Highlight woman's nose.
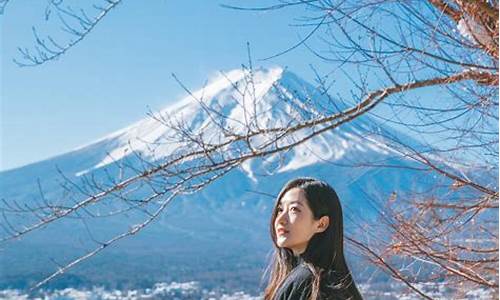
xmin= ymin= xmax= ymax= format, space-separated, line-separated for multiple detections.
xmin=276 ymin=210 xmax=287 ymax=224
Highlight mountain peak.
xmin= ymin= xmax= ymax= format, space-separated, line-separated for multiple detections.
xmin=171 ymin=66 xmax=286 ymax=111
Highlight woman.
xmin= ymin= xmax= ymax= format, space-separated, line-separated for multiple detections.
xmin=263 ymin=177 xmax=363 ymax=300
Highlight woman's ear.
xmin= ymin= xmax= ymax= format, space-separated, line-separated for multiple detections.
xmin=316 ymin=216 xmax=330 ymax=233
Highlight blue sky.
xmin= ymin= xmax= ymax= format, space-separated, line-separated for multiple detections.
xmin=2 ymin=1 xmax=336 ymax=171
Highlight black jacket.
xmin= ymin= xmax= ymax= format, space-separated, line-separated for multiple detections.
xmin=274 ymin=261 xmax=313 ymax=300
xmin=273 ymin=257 xmax=360 ymax=300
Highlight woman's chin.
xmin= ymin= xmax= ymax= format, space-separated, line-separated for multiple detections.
xmin=276 ymin=238 xmax=286 ymax=247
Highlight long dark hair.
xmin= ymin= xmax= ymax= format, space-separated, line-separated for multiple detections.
xmin=263 ymin=177 xmax=362 ymax=300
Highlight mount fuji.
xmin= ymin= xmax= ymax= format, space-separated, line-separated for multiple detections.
xmin=0 ymin=67 xmax=440 ymax=294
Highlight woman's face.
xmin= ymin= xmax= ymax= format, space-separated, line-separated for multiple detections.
xmin=274 ymin=188 xmax=328 ymax=256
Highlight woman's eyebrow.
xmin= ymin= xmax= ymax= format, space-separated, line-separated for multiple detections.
xmin=279 ymin=200 xmax=304 ymax=206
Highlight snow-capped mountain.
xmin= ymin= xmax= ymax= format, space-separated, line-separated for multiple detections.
xmin=37 ymin=67 xmax=392 ymax=178
xmin=0 ymin=67 xmax=437 ymax=293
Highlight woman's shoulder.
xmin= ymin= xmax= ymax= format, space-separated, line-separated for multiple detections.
xmin=273 ymin=264 xmax=362 ymax=300
xmin=274 ymin=264 xmax=313 ymax=300
xmin=287 ymin=263 xmax=314 ymax=285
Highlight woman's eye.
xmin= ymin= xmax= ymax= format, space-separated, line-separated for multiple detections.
xmin=277 ymin=207 xmax=283 ymax=212
xmin=290 ymin=207 xmax=300 ymax=212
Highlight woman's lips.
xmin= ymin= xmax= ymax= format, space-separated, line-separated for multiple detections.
xmin=276 ymin=228 xmax=289 ymax=235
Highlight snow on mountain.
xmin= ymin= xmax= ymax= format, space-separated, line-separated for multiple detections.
xmin=65 ymin=67 xmax=392 ymax=178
